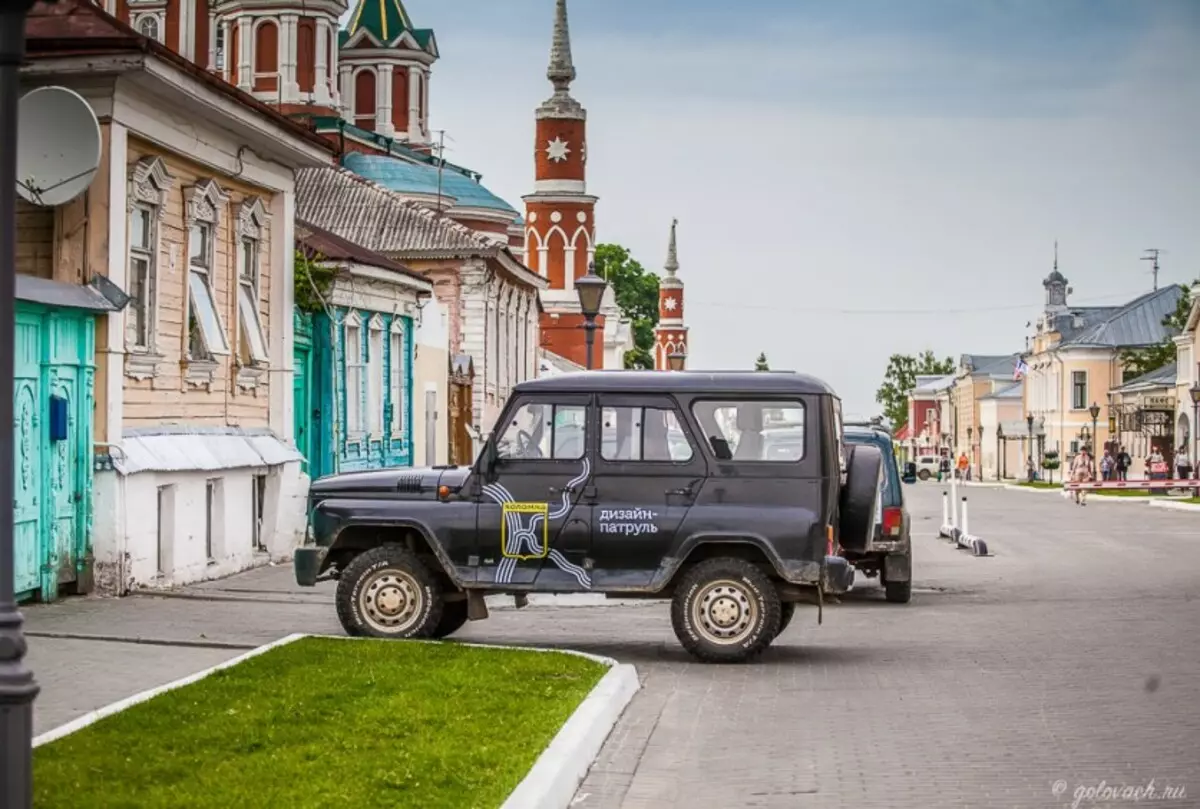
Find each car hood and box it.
[309,465,472,495]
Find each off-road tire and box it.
[882,571,912,604]
[335,545,444,639]
[777,602,796,637]
[431,599,469,638]
[917,469,931,481]
[671,557,781,663]
[838,443,884,554]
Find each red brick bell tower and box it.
[523,0,604,368]
[654,219,688,370]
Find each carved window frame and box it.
[235,196,270,389]
[367,313,385,436]
[343,310,365,438]
[389,316,407,438]
[129,0,166,44]
[125,155,174,380]
[183,178,230,389]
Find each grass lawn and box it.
[1017,480,1061,489]
[34,637,607,809]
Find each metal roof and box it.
[961,354,1019,376]
[979,381,1024,401]
[344,153,518,214]
[514,370,838,396]
[17,274,123,312]
[1060,285,1184,348]
[115,428,301,475]
[1112,362,1177,393]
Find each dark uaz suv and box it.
[294,371,883,663]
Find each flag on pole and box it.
[1013,358,1029,380]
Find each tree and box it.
[1118,281,1197,380]
[593,243,660,369]
[875,350,956,429]
[754,352,769,371]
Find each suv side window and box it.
[495,401,587,460]
[601,406,695,462]
[691,400,805,462]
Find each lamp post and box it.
[996,424,1004,481]
[667,352,686,372]
[1088,401,1101,476]
[966,426,973,480]
[574,262,607,370]
[2,2,41,805]
[1026,413,1035,480]
[1190,384,1200,481]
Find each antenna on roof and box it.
[433,129,447,218]
[1142,248,1163,291]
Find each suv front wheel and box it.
[671,558,782,663]
[335,545,445,639]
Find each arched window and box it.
[296,17,316,93]
[136,14,161,42]
[354,69,376,131]
[253,20,278,92]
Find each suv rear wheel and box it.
[882,571,912,604]
[671,558,781,663]
[336,545,445,639]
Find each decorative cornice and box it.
[128,155,174,217]
[184,178,229,225]
[238,196,269,240]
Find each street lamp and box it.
[574,262,607,370]
[667,352,686,372]
[996,423,1004,481]
[1,2,41,804]
[1089,401,1101,476]
[1190,384,1200,481]
[1026,413,1035,480]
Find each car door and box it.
[474,393,595,591]
[587,395,707,588]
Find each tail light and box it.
[882,507,903,537]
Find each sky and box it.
[361,0,1200,417]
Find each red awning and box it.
[894,424,911,440]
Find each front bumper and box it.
[294,546,328,587]
[822,555,855,594]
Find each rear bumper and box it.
[822,555,855,594]
[294,546,328,587]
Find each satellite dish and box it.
[16,86,101,207]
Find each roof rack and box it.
[844,418,891,434]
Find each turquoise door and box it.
[11,302,95,602]
[294,342,312,476]
[13,309,43,599]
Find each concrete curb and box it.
[1148,499,1200,512]
[501,662,640,809]
[33,632,641,809]
[33,632,306,747]
[1003,484,1062,494]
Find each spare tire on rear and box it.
[838,443,883,554]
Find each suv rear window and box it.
[845,431,901,507]
[691,400,805,461]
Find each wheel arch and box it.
[325,519,464,589]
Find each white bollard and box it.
[961,496,969,537]
[942,491,949,525]
[950,471,959,529]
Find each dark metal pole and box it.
[1091,414,1098,477]
[583,317,596,370]
[1193,401,1198,481]
[1,3,39,806]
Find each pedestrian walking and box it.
[1115,446,1131,481]
[1100,449,1114,481]
[1176,443,1192,482]
[956,452,969,481]
[1069,446,1093,505]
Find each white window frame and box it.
[344,311,364,437]
[183,179,230,385]
[367,314,384,435]
[236,197,270,371]
[125,156,174,379]
[390,317,407,437]
[133,12,164,42]
[1071,370,1088,411]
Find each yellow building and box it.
[947,354,1020,473]
[1020,264,1185,467]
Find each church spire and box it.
[664,218,679,277]
[538,0,584,119]
[547,0,576,93]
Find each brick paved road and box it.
[21,484,1200,808]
